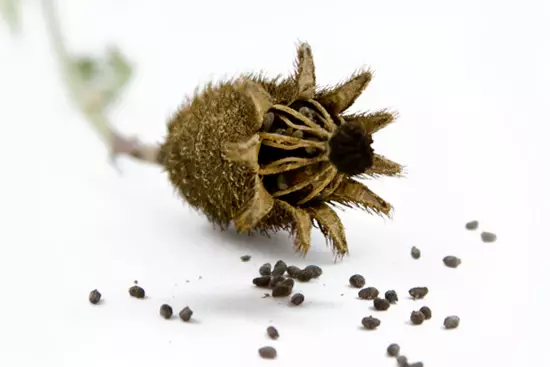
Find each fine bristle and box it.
[328,120,374,176]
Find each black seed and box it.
[358,287,379,300]
[290,293,305,305]
[129,285,145,298]
[444,315,460,329]
[387,343,400,357]
[160,304,173,319]
[409,287,429,299]
[465,220,479,230]
[385,290,398,303]
[286,265,301,278]
[411,246,421,259]
[259,346,277,359]
[409,362,424,367]
[268,275,286,289]
[419,306,432,320]
[89,289,101,304]
[281,278,294,288]
[443,256,462,268]
[240,255,251,262]
[410,310,425,325]
[296,269,313,282]
[373,298,390,311]
[361,316,381,330]
[259,263,272,276]
[481,231,497,243]
[179,306,193,322]
[272,285,292,297]
[272,260,287,277]
[267,326,279,339]
[349,274,366,288]
[304,265,322,278]
[253,276,271,288]
[397,356,408,367]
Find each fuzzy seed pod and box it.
[160,42,402,257]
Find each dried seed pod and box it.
[361,316,381,330]
[304,265,322,278]
[443,255,461,268]
[444,315,460,329]
[129,285,145,299]
[258,346,277,359]
[268,275,286,289]
[290,293,305,305]
[349,274,366,288]
[160,42,402,259]
[358,287,379,300]
[267,326,279,339]
[272,260,287,277]
[397,356,408,367]
[411,246,421,259]
[409,287,429,299]
[240,255,251,262]
[387,343,400,357]
[259,263,272,276]
[253,276,271,288]
[179,306,193,322]
[89,289,101,304]
[481,231,497,243]
[286,265,301,278]
[272,285,292,297]
[373,298,390,311]
[419,306,432,319]
[160,304,173,319]
[465,220,479,230]
[410,310,425,325]
[384,290,398,303]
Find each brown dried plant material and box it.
[129,285,145,299]
[410,310,425,325]
[349,274,366,288]
[160,42,402,258]
[267,326,279,339]
[373,298,390,311]
[89,289,101,304]
[409,287,428,299]
[259,346,277,359]
[358,287,379,300]
[361,316,381,330]
[160,304,173,319]
[259,263,272,276]
[179,306,193,322]
[290,293,305,305]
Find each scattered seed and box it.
[358,287,379,300]
[292,130,304,139]
[179,306,193,322]
[268,275,286,289]
[272,260,288,277]
[385,290,398,303]
[253,276,271,288]
[373,298,390,311]
[272,285,292,297]
[129,285,145,299]
[349,274,366,288]
[299,106,315,120]
[304,265,322,278]
[419,306,432,320]
[267,326,279,340]
[465,220,479,230]
[281,278,294,288]
[259,263,272,276]
[409,287,429,299]
[89,289,101,304]
[387,343,400,357]
[275,128,286,135]
[296,269,314,282]
[444,315,460,329]
[481,231,497,243]
[262,112,275,131]
[411,246,421,259]
[443,255,462,268]
[361,316,381,330]
[286,265,301,278]
[410,310,425,325]
[290,293,305,305]
[160,304,173,319]
[240,255,251,262]
[259,346,277,359]
[397,355,408,367]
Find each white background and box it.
[1,0,548,366]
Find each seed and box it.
[358,287,379,300]
[410,310,425,325]
[272,285,292,297]
[258,346,277,359]
[276,175,289,190]
[89,289,101,304]
[409,287,429,299]
[349,274,366,288]
[444,315,460,329]
[409,362,424,367]
[275,128,286,135]
[262,112,275,131]
[299,106,315,120]
[411,246,421,259]
[296,269,314,282]
[385,290,398,303]
[129,285,145,299]
[304,265,322,278]
[179,306,193,322]
[443,255,461,268]
[290,293,305,305]
[481,231,497,243]
[160,304,173,319]
[269,275,286,289]
[465,220,479,230]
[419,306,432,319]
[373,298,390,311]
[292,130,304,139]
[397,356,408,367]
[272,260,287,277]
[281,278,295,288]
[267,326,279,339]
[286,265,301,278]
[253,276,271,288]
[259,263,272,276]
[240,255,251,262]
[361,316,381,330]
[387,343,400,357]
